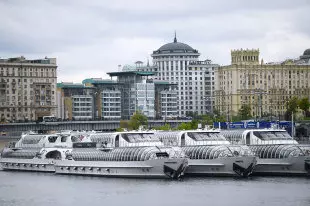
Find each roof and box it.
[152,35,199,55]
[303,49,310,56]
[153,81,177,86]
[158,42,194,52]
[82,78,117,85]
[107,71,156,77]
[57,82,94,89]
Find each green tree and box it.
[116,128,124,132]
[153,123,172,131]
[238,104,252,120]
[286,97,299,113]
[128,111,148,130]
[200,114,213,126]
[298,97,310,116]
[177,122,192,130]
[213,115,226,122]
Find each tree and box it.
[128,111,148,130]
[298,97,310,116]
[213,115,226,122]
[285,97,299,121]
[286,97,299,114]
[153,123,171,131]
[177,122,192,130]
[238,104,252,120]
[116,128,125,132]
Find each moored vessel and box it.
[155,129,257,177]
[0,132,82,172]
[54,131,188,179]
[221,128,310,176]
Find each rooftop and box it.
[57,82,94,89]
[0,56,57,65]
[82,78,117,85]
[152,33,199,55]
[107,71,156,77]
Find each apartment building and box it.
[214,48,310,120]
[56,82,94,120]
[0,56,57,122]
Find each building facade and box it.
[108,63,178,120]
[0,56,57,122]
[56,82,94,120]
[214,48,310,120]
[107,70,157,120]
[154,81,178,119]
[82,78,122,120]
[151,35,217,116]
[186,60,218,114]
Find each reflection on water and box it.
[0,171,309,206]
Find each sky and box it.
[1,0,310,83]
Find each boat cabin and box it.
[83,131,163,148]
[221,129,298,145]
[155,130,231,146]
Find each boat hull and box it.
[185,156,257,177]
[0,158,58,172]
[252,156,310,176]
[54,158,188,179]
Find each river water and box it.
[0,171,309,206]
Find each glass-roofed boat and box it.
[54,131,188,179]
[154,129,257,177]
[0,131,84,172]
[220,128,310,176]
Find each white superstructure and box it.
[155,129,257,177]
[221,128,310,176]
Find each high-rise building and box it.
[82,78,122,120]
[0,56,57,122]
[107,69,156,120]
[107,63,178,120]
[214,48,310,120]
[151,34,217,116]
[56,82,94,120]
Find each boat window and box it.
[61,135,67,142]
[48,136,58,143]
[21,135,45,144]
[121,133,160,143]
[253,131,293,140]
[71,136,81,142]
[89,134,114,144]
[187,132,226,141]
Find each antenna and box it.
[174,30,177,43]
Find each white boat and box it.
[155,129,257,177]
[221,128,310,176]
[0,132,81,172]
[54,131,188,179]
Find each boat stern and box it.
[163,158,188,179]
[232,156,257,177]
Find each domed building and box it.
[151,34,219,117]
[300,48,310,64]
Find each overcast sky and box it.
[1,0,310,83]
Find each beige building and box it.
[0,56,57,122]
[214,48,310,120]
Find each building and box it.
[0,56,57,122]
[298,49,310,65]
[154,81,178,119]
[56,82,94,120]
[214,48,310,120]
[186,60,218,114]
[82,78,121,120]
[151,34,218,116]
[107,63,178,120]
[107,69,156,120]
